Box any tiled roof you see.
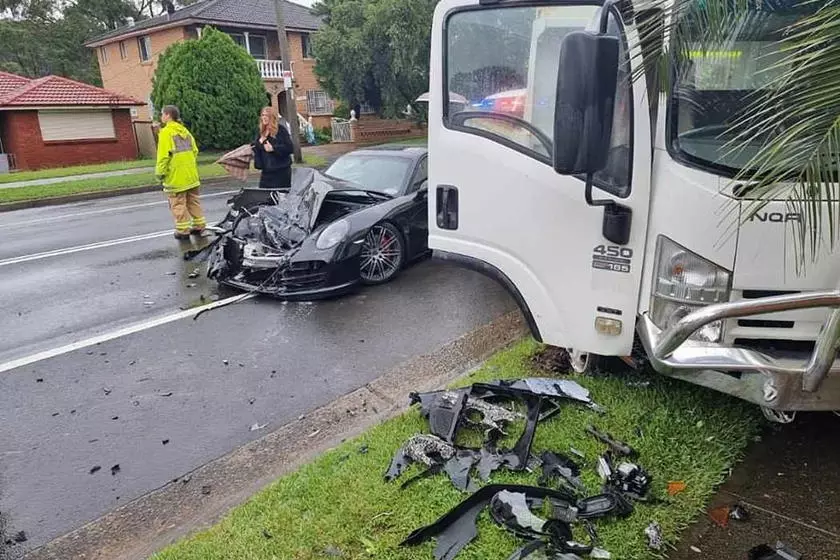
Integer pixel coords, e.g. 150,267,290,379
0,73,144,107
87,0,322,46
0,71,32,98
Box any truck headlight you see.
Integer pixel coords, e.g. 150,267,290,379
650,236,731,342
316,219,350,250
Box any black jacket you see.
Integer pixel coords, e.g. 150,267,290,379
252,127,293,171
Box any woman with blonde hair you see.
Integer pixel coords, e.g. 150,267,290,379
252,106,294,188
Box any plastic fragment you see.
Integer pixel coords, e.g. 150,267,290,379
709,505,730,528
729,503,750,521
667,480,687,496
590,548,611,559
250,422,267,431
644,521,663,550
690,545,702,553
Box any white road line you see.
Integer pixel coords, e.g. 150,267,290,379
0,294,255,374
0,230,173,268
0,190,238,229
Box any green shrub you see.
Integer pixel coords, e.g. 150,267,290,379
333,102,351,120
151,27,266,150
314,126,332,145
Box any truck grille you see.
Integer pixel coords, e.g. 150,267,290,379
726,289,824,356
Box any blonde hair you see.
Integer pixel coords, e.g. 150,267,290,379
260,106,279,137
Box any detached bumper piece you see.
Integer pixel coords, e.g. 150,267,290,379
388,379,659,560
638,290,840,411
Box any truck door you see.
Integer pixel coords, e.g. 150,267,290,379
428,0,652,355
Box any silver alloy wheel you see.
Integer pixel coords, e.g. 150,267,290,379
360,223,403,284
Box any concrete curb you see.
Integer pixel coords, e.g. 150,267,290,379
25,311,527,560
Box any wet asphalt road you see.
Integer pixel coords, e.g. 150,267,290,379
0,184,515,553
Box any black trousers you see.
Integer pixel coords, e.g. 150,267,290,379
259,167,292,189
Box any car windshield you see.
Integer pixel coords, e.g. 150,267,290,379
325,155,413,196
670,5,817,174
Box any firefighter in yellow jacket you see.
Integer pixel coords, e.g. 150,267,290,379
156,105,206,239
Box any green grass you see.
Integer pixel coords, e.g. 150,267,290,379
0,153,223,184
153,340,762,560
0,155,328,204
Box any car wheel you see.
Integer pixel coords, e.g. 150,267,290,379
360,222,404,285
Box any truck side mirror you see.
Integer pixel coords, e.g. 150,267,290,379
553,30,619,175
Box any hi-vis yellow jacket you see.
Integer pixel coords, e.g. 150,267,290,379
155,121,200,193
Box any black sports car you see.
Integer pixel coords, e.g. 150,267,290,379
202,145,429,299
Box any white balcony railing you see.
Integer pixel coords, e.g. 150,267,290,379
256,59,288,81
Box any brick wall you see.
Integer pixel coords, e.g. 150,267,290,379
98,27,187,121
2,109,138,170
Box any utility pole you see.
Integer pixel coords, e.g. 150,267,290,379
273,0,303,163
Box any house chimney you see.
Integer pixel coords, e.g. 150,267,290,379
126,16,135,27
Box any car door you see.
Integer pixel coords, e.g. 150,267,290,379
404,155,430,257
428,0,652,355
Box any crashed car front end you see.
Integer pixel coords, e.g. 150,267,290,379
203,170,372,298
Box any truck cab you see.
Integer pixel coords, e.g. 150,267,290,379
428,0,840,421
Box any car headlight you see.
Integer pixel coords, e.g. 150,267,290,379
650,236,731,342
316,219,350,250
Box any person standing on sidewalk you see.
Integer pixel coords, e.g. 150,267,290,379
252,106,294,189
156,105,206,239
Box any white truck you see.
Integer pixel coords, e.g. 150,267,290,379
426,0,840,422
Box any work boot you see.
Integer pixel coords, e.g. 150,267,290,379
190,228,205,236
174,230,191,240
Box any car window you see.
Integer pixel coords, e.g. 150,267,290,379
406,156,428,193
325,155,414,196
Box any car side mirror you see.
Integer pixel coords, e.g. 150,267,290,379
552,30,619,175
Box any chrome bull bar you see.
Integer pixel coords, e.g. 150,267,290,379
638,291,840,394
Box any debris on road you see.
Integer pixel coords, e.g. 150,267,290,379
729,503,750,521
188,268,200,279
586,424,637,457
159,392,173,397
89,465,101,474
111,464,121,476
201,485,212,495
690,545,702,553
250,422,267,432
103,387,112,395
644,521,663,550
748,541,802,560
667,480,687,496
35,378,43,383
162,439,170,445
709,505,730,527
391,379,657,559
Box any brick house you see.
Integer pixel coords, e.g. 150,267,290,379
0,71,143,171
84,0,336,132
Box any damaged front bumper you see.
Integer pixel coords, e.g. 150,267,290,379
638,291,840,412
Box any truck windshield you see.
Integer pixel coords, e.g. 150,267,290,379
670,8,808,174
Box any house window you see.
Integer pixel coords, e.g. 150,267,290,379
301,33,314,58
38,110,116,141
228,32,267,59
359,101,375,114
306,90,331,115
249,35,267,59
99,46,109,64
138,36,152,62
119,41,128,60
